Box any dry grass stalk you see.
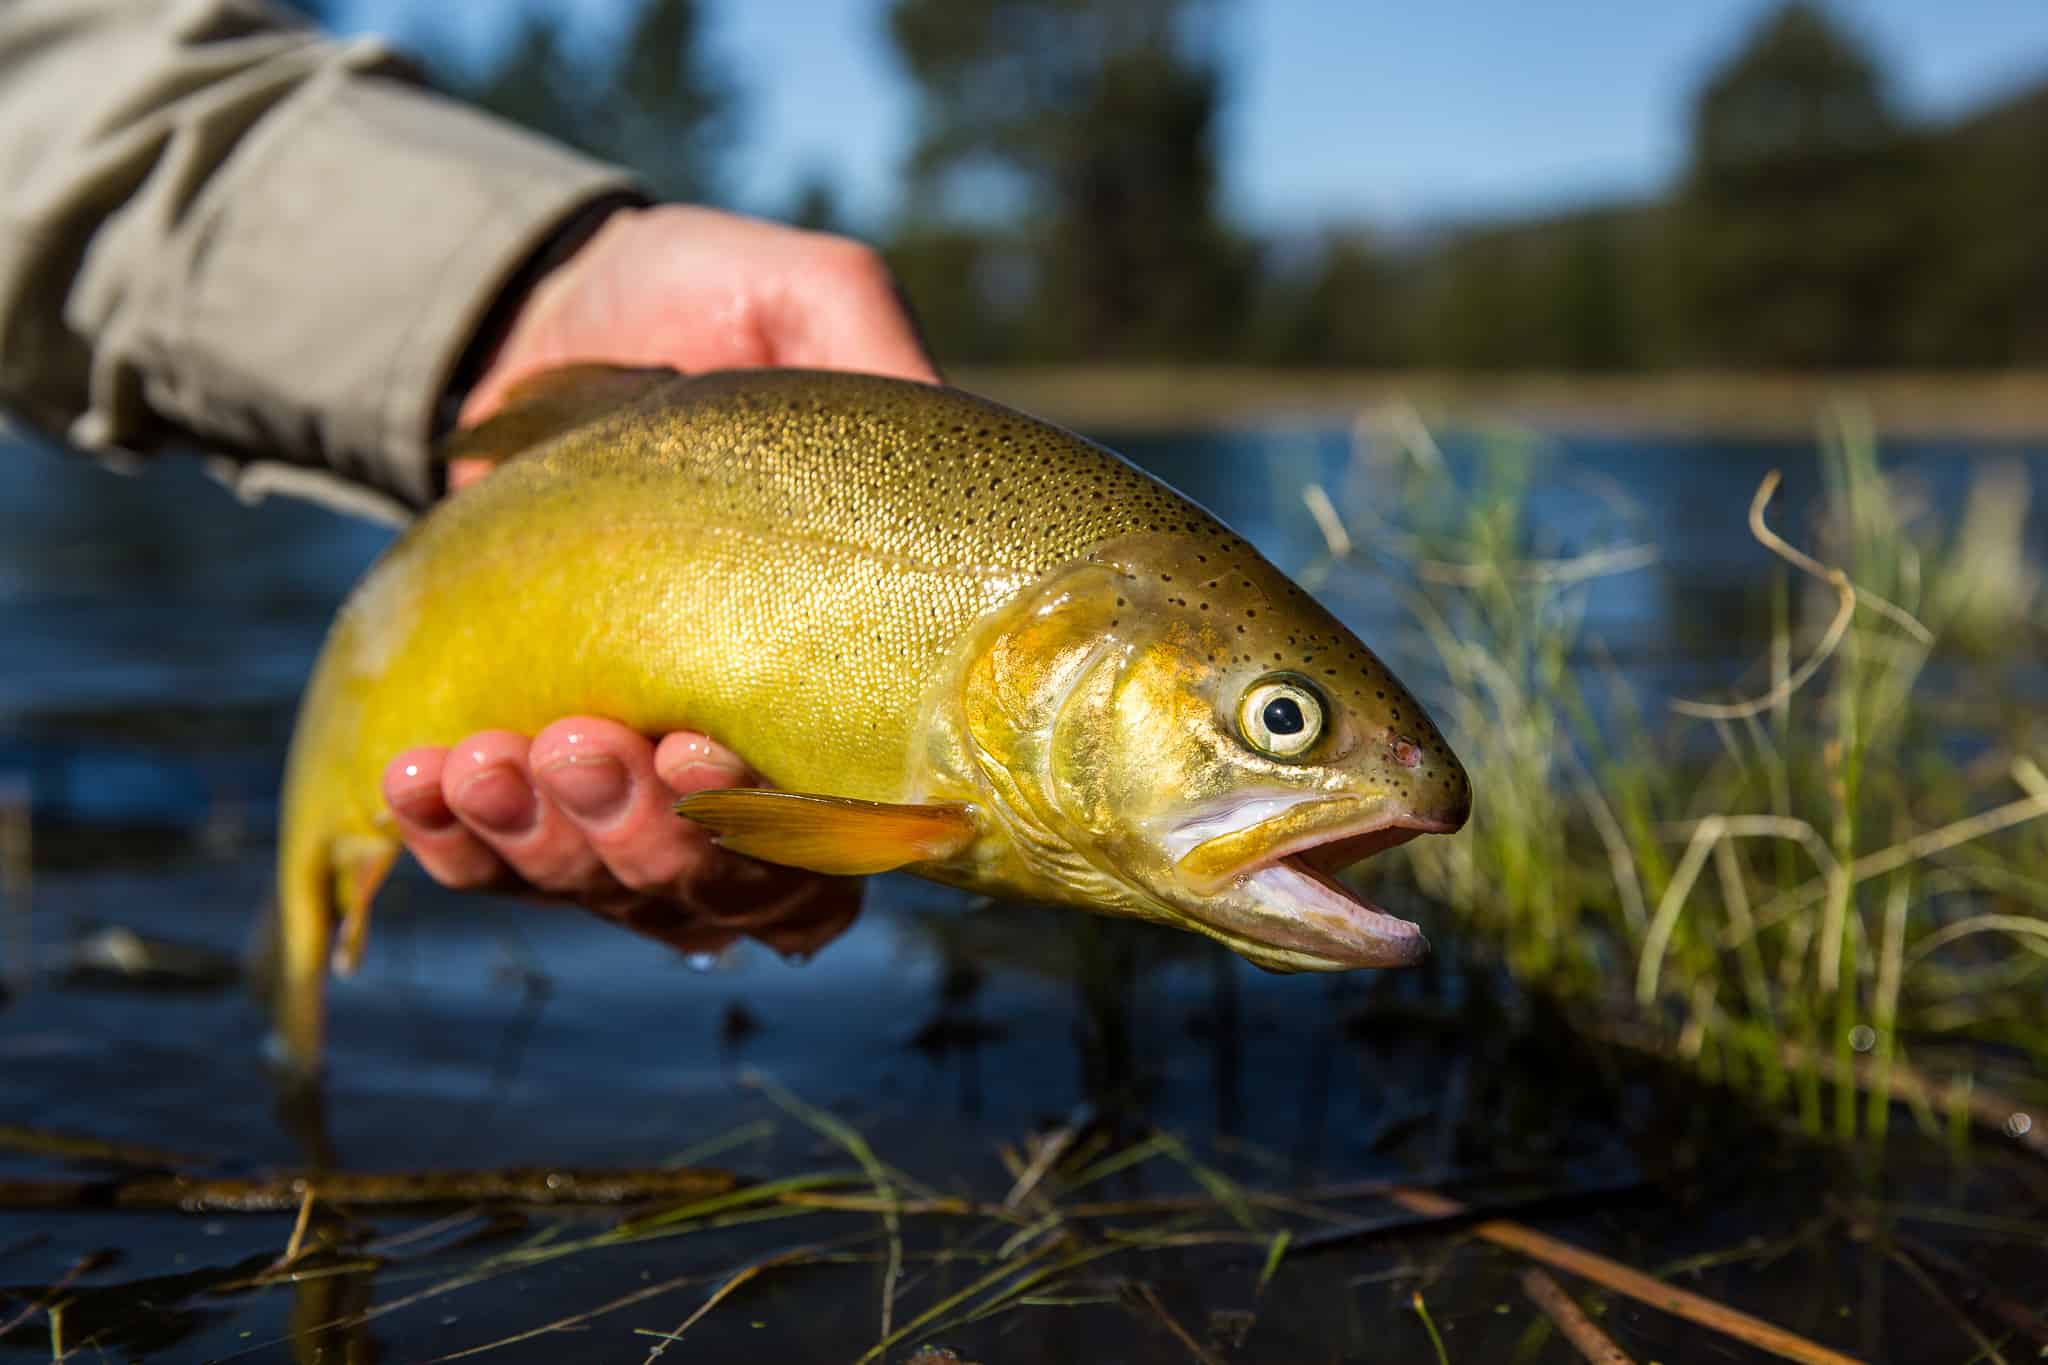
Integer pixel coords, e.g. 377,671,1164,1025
1384,1186,1864,1365
1520,1267,1635,1364
1130,1283,1227,1365
636,1244,827,1364
275,1186,316,1268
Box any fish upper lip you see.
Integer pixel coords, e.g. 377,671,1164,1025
1176,796,1458,892
1253,809,1458,876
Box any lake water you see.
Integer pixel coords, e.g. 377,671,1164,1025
1,419,2044,1363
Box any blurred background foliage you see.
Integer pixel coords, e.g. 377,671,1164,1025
298,0,2047,369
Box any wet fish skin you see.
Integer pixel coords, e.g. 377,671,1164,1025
277,368,1470,1070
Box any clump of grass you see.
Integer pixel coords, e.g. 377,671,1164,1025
1315,401,2048,1145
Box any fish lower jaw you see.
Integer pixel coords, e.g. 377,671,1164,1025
1233,857,1429,970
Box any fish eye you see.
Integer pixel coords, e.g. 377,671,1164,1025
1237,677,1325,759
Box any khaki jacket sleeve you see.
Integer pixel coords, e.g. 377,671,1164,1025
0,0,640,521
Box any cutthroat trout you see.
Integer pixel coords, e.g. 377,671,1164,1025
278,367,1470,1068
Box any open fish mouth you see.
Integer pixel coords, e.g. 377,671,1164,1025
1171,798,1461,970
1237,855,1429,968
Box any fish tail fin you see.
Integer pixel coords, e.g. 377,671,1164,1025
273,828,399,1076
274,825,336,1078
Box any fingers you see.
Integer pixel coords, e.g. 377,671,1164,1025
436,731,611,898
383,747,513,891
531,718,742,901
386,721,866,965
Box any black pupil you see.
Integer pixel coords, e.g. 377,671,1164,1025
1262,695,1306,736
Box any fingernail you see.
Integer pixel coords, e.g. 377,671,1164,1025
456,763,536,834
389,764,454,829
540,754,629,824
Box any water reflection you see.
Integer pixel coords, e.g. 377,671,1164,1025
2,847,2044,1361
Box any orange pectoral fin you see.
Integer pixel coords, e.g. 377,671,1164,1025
675,790,977,876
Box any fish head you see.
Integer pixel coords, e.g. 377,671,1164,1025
961,533,1470,971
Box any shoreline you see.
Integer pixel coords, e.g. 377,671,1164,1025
951,366,2048,439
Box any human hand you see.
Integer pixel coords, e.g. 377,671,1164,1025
391,207,932,960
451,204,940,484
383,720,861,961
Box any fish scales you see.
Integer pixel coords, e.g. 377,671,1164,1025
371,371,1226,791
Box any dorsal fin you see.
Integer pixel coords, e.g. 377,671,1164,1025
439,364,680,467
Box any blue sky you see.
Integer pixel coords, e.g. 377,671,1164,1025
335,0,2047,231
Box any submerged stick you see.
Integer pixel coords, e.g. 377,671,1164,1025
1892,1231,2048,1348
1521,1268,1635,1364
1384,1186,1864,1365
1885,1248,2011,1365
0,1166,738,1212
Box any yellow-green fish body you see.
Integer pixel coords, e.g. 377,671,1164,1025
279,369,1469,1069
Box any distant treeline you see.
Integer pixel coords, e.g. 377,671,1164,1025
411,0,2048,370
